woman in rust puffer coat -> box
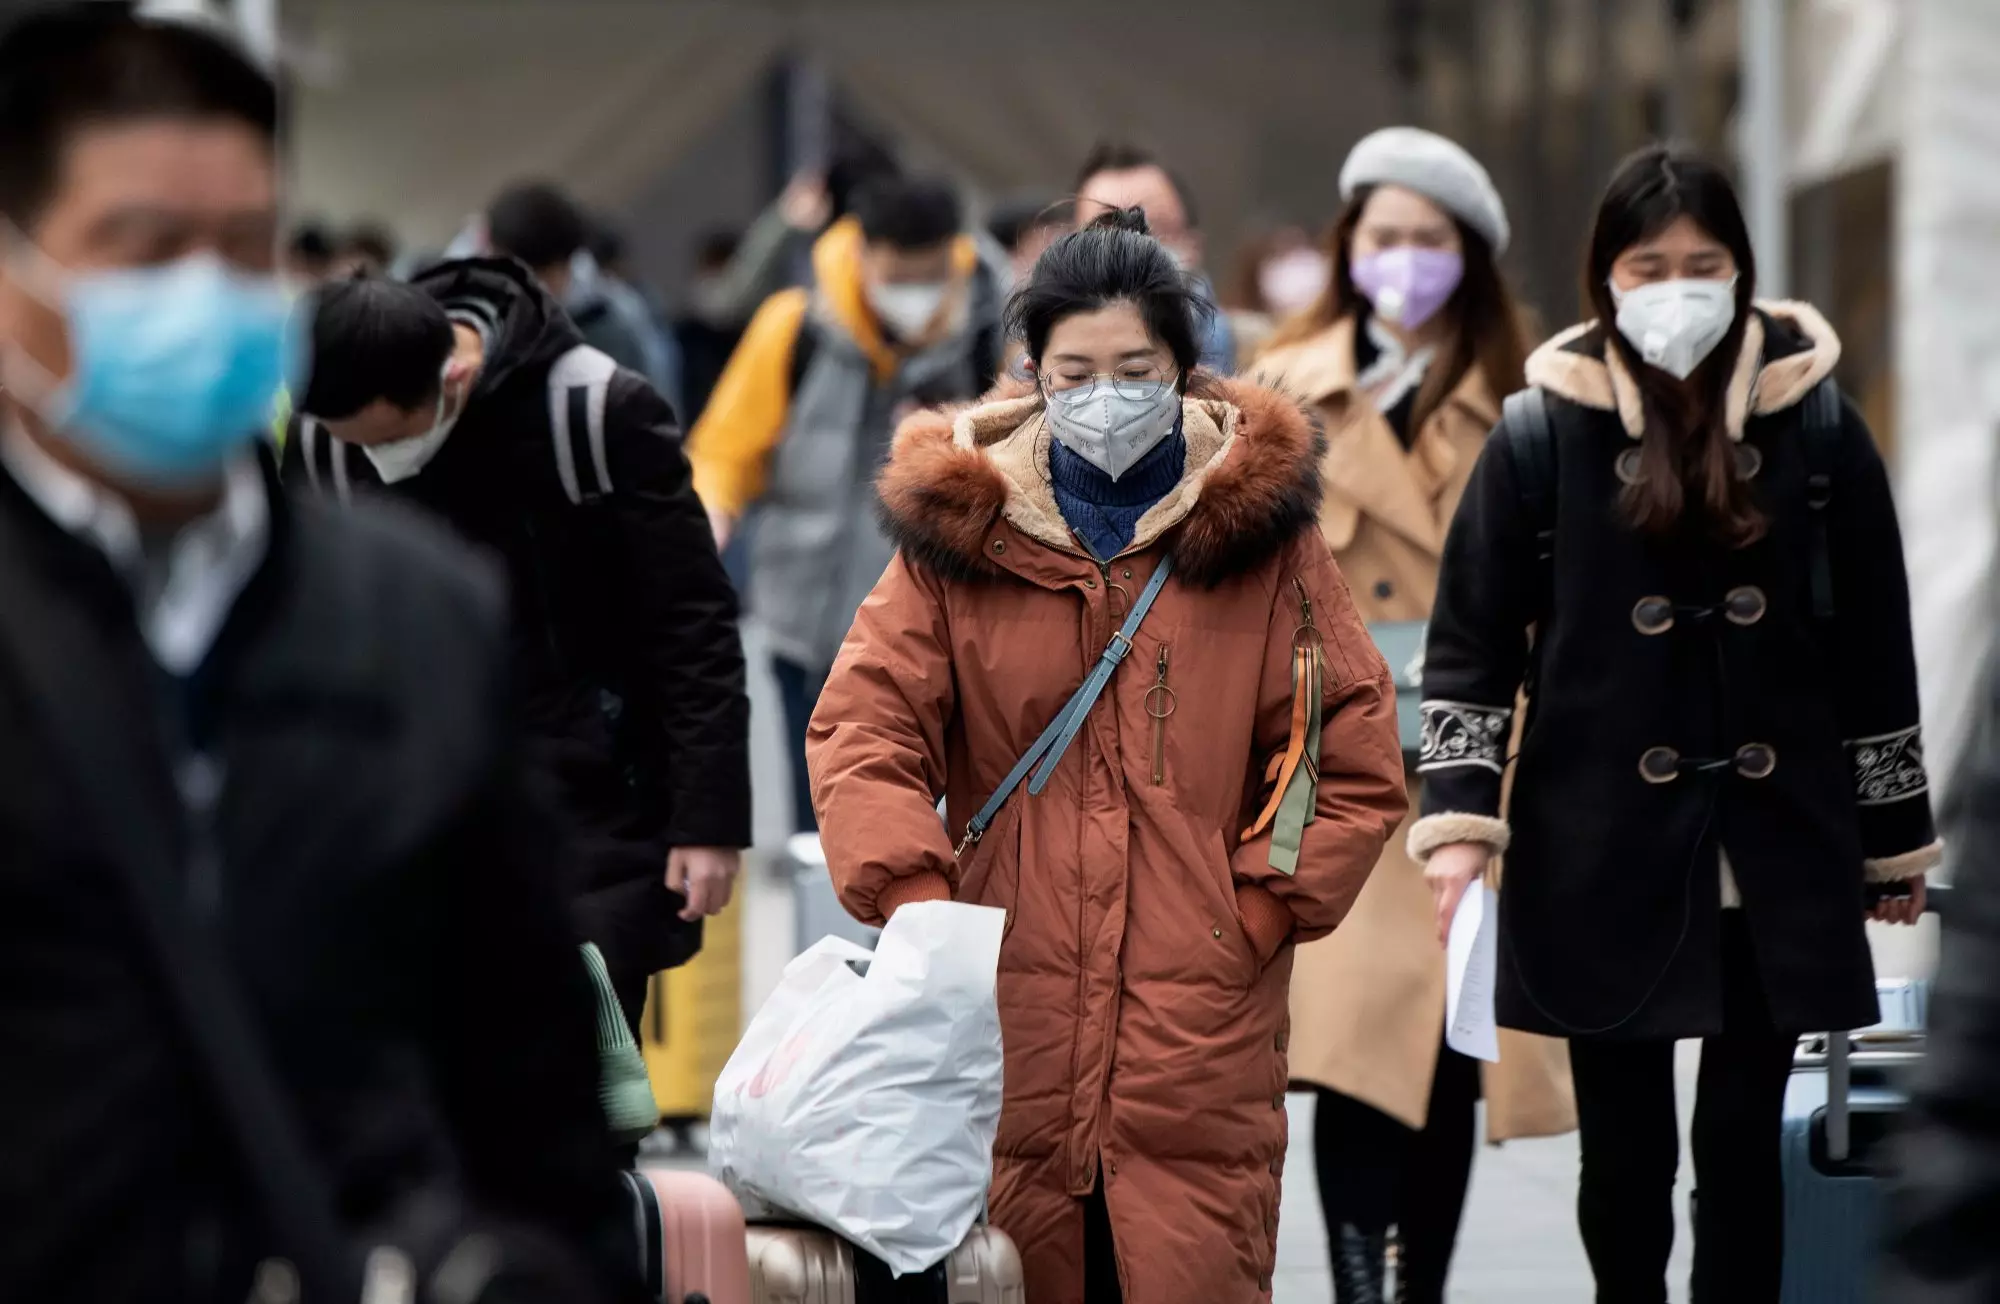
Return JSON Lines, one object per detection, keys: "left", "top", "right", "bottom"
{"left": 808, "top": 208, "right": 1408, "bottom": 1304}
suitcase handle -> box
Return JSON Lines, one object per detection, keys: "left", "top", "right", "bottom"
{"left": 1823, "top": 882, "right": 1948, "bottom": 1162}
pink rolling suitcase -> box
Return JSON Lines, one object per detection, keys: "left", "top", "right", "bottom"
{"left": 624, "top": 1168, "right": 753, "bottom": 1304}
{"left": 743, "top": 1224, "right": 1025, "bottom": 1303}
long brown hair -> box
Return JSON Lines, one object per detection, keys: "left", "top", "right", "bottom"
{"left": 1265, "top": 183, "right": 1532, "bottom": 433}
{"left": 1586, "top": 145, "right": 1764, "bottom": 546}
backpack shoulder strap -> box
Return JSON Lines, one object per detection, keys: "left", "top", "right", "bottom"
{"left": 1500, "top": 386, "right": 1557, "bottom": 564}
{"left": 547, "top": 343, "right": 621, "bottom": 505}
{"left": 296, "top": 417, "right": 356, "bottom": 505}
{"left": 1800, "top": 378, "right": 1842, "bottom": 621}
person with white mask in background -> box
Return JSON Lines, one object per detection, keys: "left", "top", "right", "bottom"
{"left": 283, "top": 265, "right": 752, "bottom": 1076}
{"left": 1412, "top": 143, "right": 1936, "bottom": 1304}
{"left": 1254, "top": 125, "right": 1575, "bottom": 1304}
{"left": 688, "top": 173, "right": 1003, "bottom": 834}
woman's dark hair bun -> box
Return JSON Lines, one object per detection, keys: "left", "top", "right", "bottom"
{"left": 1004, "top": 203, "right": 1208, "bottom": 379}
{"left": 1086, "top": 204, "right": 1151, "bottom": 237}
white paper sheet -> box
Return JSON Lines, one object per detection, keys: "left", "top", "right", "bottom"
{"left": 1445, "top": 882, "right": 1501, "bottom": 1063}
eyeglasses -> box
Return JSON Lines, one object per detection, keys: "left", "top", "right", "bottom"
{"left": 1040, "top": 367, "right": 1179, "bottom": 401}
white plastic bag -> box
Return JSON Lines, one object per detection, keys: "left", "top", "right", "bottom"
{"left": 709, "top": 900, "right": 1006, "bottom": 1274}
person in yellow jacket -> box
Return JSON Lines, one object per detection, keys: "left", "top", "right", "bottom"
{"left": 689, "top": 174, "right": 1004, "bottom": 833}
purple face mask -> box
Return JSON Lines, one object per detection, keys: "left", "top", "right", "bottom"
{"left": 1350, "top": 248, "right": 1465, "bottom": 329}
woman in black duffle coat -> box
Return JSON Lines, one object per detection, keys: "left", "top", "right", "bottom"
{"left": 1408, "top": 144, "right": 1939, "bottom": 1304}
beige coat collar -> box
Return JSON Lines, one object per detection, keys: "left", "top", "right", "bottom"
{"left": 1524, "top": 299, "right": 1842, "bottom": 441}
{"left": 1256, "top": 315, "right": 1499, "bottom": 556}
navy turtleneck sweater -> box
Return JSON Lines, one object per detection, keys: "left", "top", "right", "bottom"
{"left": 1049, "top": 418, "right": 1187, "bottom": 561}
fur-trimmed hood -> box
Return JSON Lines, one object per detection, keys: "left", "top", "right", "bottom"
{"left": 1524, "top": 300, "right": 1841, "bottom": 440}
{"left": 877, "top": 375, "right": 1324, "bottom": 587}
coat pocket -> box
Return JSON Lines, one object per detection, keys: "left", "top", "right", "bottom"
{"left": 1202, "top": 827, "right": 1260, "bottom": 988}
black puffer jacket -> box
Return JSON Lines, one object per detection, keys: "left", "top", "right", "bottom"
{"left": 286, "top": 258, "right": 751, "bottom": 983}
{"left": 0, "top": 468, "right": 639, "bottom": 1304}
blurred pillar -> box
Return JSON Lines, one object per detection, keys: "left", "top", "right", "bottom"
{"left": 783, "top": 56, "right": 831, "bottom": 179}
{"left": 1738, "top": 0, "right": 1789, "bottom": 296}
{"left": 1899, "top": 0, "right": 2000, "bottom": 798}
{"left": 1587, "top": 0, "right": 1619, "bottom": 187}
{"left": 1522, "top": 0, "right": 1555, "bottom": 319}
{"left": 1666, "top": 0, "right": 1698, "bottom": 142}
{"left": 1390, "top": 0, "right": 1426, "bottom": 124}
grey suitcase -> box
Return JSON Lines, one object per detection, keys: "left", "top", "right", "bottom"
{"left": 1778, "top": 888, "right": 1942, "bottom": 1304}
{"left": 785, "top": 832, "right": 878, "bottom": 956}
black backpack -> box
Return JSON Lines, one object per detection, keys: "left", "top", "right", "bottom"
{"left": 1497, "top": 378, "right": 1845, "bottom": 621}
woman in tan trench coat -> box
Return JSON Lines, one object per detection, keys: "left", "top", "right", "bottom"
{"left": 809, "top": 210, "right": 1408, "bottom": 1304}
{"left": 1253, "top": 128, "right": 1576, "bottom": 1304}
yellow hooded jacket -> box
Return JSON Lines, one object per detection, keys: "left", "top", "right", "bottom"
{"left": 687, "top": 216, "right": 977, "bottom": 518}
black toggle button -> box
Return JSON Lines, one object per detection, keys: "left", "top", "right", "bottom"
{"left": 1735, "top": 444, "right": 1764, "bottom": 480}
{"left": 1735, "top": 743, "right": 1777, "bottom": 780}
{"left": 1639, "top": 746, "right": 1681, "bottom": 784}
{"left": 1616, "top": 447, "right": 1645, "bottom": 485}
{"left": 1373, "top": 579, "right": 1395, "bottom": 600}
{"left": 1724, "top": 585, "right": 1768, "bottom": 627}
{"left": 1632, "top": 596, "right": 1675, "bottom": 635}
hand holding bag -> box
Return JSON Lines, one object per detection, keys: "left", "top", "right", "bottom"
{"left": 708, "top": 901, "right": 1007, "bottom": 1276}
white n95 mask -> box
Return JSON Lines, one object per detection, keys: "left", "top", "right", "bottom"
{"left": 1043, "top": 383, "right": 1180, "bottom": 481}
{"left": 867, "top": 282, "right": 948, "bottom": 339}
{"left": 361, "top": 367, "right": 461, "bottom": 484}
{"left": 1610, "top": 277, "right": 1738, "bottom": 380}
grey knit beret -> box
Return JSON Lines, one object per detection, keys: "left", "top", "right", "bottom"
{"left": 1339, "top": 127, "right": 1510, "bottom": 256}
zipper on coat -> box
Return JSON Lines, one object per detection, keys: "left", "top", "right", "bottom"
{"left": 1147, "top": 643, "right": 1175, "bottom": 786}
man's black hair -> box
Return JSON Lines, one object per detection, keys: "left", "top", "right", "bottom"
{"left": 987, "top": 194, "right": 1071, "bottom": 253}
{"left": 0, "top": 6, "right": 278, "bottom": 226}
{"left": 487, "top": 181, "right": 587, "bottom": 273}
{"left": 1073, "top": 140, "right": 1200, "bottom": 230}
{"left": 585, "top": 215, "right": 626, "bottom": 271}
{"left": 338, "top": 221, "right": 397, "bottom": 269}
{"left": 289, "top": 221, "right": 335, "bottom": 263}
{"left": 302, "top": 277, "right": 454, "bottom": 420}
{"left": 851, "top": 175, "right": 962, "bottom": 251}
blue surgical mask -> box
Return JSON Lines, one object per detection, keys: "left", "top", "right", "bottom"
{"left": 4, "top": 239, "right": 300, "bottom": 486}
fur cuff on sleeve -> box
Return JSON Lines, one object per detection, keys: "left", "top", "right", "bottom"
{"left": 1865, "top": 841, "right": 1943, "bottom": 883}
{"left": 1407, "top": 813, "right": 1512, "bottom": 864}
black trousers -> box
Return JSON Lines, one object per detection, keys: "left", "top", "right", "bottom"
{"left": 772, "top": 656, "right": 826, "bottom": 834}
{"left": 1568, "top": 913, "right": 1796, "bottom": 1304}
{"left": 1082, "top": 1179, "right": 1123, "bottom": 1303}
{"left": 1313, "top": 1040, "right": 1481, "bottom": 1301}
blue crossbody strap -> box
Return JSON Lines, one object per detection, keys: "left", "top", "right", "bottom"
{"left": 954, "top": 555, "right": 1175, "bottom": 857}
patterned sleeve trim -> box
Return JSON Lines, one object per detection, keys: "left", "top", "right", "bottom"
{"left": 1417, "top": 699, "right": 1514, "bottom": 776}
{"left": 1848, "top": 726, "right": 1929, "bottom": 808}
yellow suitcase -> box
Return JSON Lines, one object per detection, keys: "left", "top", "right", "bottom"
{"left": 640, "top": 897, "right": 742, "bottom": 1146}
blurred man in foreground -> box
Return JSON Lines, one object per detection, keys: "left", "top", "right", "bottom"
{"left": 687, "top": 174, "right": 1002, "bottom": 832}
{"left": 0, "top": 9, "right": 636, "bottom": 1302}
{"left": 289, "top": 263, "right": 750, "bottom": 1028}
{"left": 1885, "top": 650, "right": 2000, "bottom": 1300}
{"left": 1074, "top": 140, "right": 1235, "bottom": 371}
